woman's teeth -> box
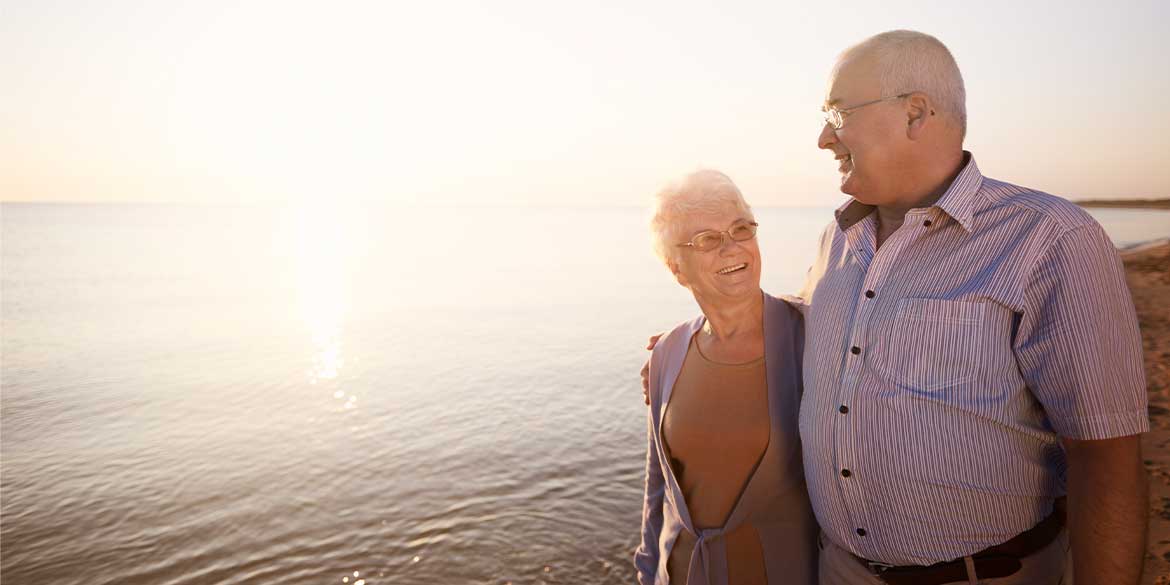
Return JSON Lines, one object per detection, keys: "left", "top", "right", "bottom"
{"left": 717, "top": 263, "right": 747, "bottom": 274}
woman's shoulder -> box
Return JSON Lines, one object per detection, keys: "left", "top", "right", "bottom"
{"left": 647, "top": 314, "right": 705, "bottom": 407}
{"left": 763, "top": 291, "right": 805, "bottom": 326}
{"left": 650, "top": 314, "right": 705, "bottom": 362}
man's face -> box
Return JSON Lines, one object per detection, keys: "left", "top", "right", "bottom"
{"left": 817, "top": 55, "right": 909, "bottom": 205}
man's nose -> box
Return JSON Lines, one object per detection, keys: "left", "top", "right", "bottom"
{"left": 817, "top": 121, "right": 837, "bottom": 150}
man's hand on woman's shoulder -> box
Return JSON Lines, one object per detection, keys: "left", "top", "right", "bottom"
{"left": 640, "top": 333, "right": 663, "bottom": 405}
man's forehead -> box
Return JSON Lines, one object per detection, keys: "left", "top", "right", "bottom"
{"left": 823, "top": 55, "right": 878, "bottom": 106}
{"left": 822, "top": 77, "right": 847, "bottom": 108}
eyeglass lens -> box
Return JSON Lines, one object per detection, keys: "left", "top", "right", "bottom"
{"left": 823, "top": 109, "right": 842, "bottom": 129}
{"left": 692, "top": 223, "right": 757, "bottom": 251}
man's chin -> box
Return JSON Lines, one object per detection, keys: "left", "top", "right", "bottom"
{"left": 839, "top": 174, "right": 860, "bottom": 197}
{"left": 839, "top": 175, "right": 881, "bottom": 204}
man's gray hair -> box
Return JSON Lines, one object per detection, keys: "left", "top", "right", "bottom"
{"left": 649, "top": 169, "right": 754, "bottom": 267}
{"left": 841, "top": 30, "right": 967, "bottom": 138}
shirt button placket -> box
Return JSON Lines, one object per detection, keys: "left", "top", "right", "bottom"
{"left": 842, "top": 248, "right": 888, "bottom": 554}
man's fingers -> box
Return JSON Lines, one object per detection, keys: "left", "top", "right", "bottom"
{"left": 641, "top": 333, "right": 662, "bottom": 406}
{"left": 641, "top": 360, "right": 650, "bottom": 405}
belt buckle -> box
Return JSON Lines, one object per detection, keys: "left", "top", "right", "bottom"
{"left": 865, "top": 560, "right": 896, "bottom": 575}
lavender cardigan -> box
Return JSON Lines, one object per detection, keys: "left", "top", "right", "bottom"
{"left": 635, "top": 292, "right": 817, "bottom": 585}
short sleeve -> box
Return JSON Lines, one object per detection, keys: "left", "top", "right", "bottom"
{"left": 1014, "top": 223, "right": 1148, "bottom": 440}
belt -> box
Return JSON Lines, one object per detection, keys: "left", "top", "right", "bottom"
{"left": 854, "top": 499, "right": 1066, "bottom": 585}
{"left": 685, "top": 527, "right": 729, "bottom": 585}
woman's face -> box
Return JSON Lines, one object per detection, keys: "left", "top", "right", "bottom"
{"left": 670, "top": 205, "right": 762, "bottom": 303}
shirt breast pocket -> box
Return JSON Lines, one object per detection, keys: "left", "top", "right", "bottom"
{"left": 876, "top": 298, "right": 995, "bottom": 396}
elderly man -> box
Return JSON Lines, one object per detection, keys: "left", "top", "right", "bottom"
{"left": 799, "top": 30, "right": 1148, "bottom": 585}
{"left": 641, "top": 29, "right": 1148, "bottom": 585}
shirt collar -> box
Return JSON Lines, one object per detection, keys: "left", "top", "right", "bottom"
{"left": 933, "top": 152, "right": 981, "bottom": 232}
{"left": 834, "top": 151, "right": 983, "bottom": 233}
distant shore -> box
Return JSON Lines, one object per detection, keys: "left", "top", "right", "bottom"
{"left": 1125, "top": 240, "right": 1170, "bottom": 585}
{"left": 1076, "top": 198, "right": 1170, "bottom": 210}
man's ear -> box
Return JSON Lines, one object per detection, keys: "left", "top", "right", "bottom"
{"left": 905, "top": 92, "right": 932, "bottom": 140}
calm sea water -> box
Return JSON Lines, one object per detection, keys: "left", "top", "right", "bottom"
{"left": 2, "top": 203, "right": 1168, "bottom": 585}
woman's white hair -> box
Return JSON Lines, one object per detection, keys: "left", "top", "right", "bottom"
{"left": 840, "top": 30, "right": 967, "bottom": 138}
{"left": 649, "top": 169, "right": 754, "bottom": 267}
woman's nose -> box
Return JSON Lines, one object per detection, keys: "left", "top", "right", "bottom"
{"left": 718, "top": 235, "right": 740, "bottom": 254}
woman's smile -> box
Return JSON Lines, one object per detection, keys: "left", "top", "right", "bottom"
{"left": 716, "top": 262, "right": 748, "bottom": 275}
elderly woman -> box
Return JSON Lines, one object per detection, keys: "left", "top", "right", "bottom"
{"left": 634, "top": 170, "right": 817, "bottom": 585}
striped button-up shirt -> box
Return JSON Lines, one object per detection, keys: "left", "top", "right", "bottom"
{"left": 798, "top": 152, "right": 1148, "bottom": 565}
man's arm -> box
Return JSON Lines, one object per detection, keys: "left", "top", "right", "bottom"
{"left": 1063, "top": 434, "right": 1147, "bottom": 585}
{"left": 1012, "top": 223, "right": 1150, "bottom": 582}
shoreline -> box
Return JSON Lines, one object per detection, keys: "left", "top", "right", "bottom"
{"left": 1077, "top": 198, "right": 1170, "bottom": 210}
{"left": 1125, "top": 240, "right": 1170, "bottom": 585}
{"left": 1123, "top": 238, "right": 1170, "bottom": 253}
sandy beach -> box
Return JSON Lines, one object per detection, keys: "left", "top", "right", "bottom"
{"left": 1127, "top": 239, "right": 1170, "bottom": 584}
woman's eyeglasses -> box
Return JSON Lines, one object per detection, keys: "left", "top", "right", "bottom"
{"left": 676, "top": 221, "right": 758, "bottom": 252}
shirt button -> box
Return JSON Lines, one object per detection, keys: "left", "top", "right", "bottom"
{"left": 841, "top": 469, "right": 851, "bottom": 478}
{"left": 856, "top": 528, "right": 867, "bottom": 537}
{"left": 923, "top": 220, "right": 933, "bottom": 227}
{"left": 839, "top": 405, "right": 849, "bottom": 414}
{"left": 850, "top": 346, "right": 861, "bottom": 355}
{"left": 864, "top": 290, "right": 875, "bottom": 299}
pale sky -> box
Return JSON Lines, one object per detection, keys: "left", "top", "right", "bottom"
{"left": 2, "top": 0, "right": 1168, "bottom": 206}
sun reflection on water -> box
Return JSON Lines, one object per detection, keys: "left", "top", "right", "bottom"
{"left": 286, "top": 200, "right": 352, "bottom": 391}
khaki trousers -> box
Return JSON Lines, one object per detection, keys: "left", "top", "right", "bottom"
{"left": 817, "top": 531, "right": 1070, "bottom": 585}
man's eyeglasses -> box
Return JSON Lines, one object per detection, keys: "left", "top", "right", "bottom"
{"left": 822, "top": 93, "right": 911, "bottom": 130}
{"left": 676, "top": 221, "right": 758, "bottom": 252}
